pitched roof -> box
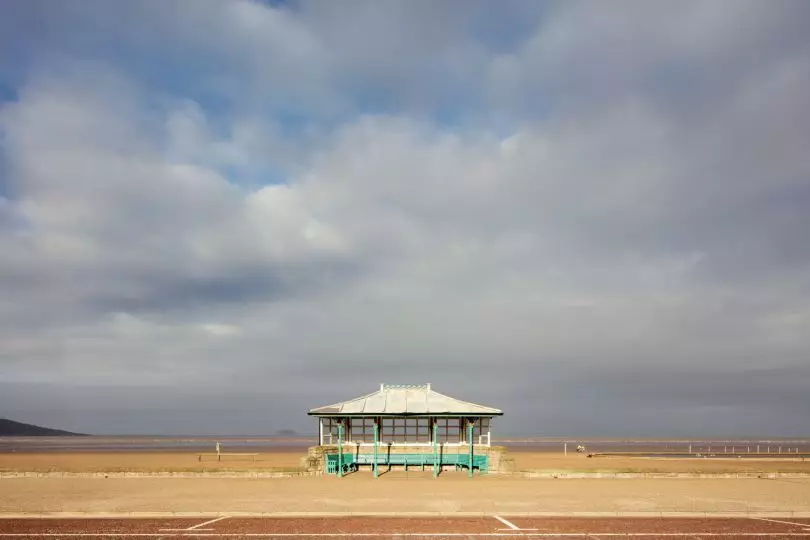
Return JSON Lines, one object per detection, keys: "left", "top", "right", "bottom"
{"left": 308, "top": 383, "right": 502, "bottom": 417}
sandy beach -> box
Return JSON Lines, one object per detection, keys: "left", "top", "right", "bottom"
{"left": 2, "top": 475, "right": 810, "bottom": 514}
{"left": 1, "top": 450, "right": 808, "bottom": 474}
{"left": 2, "top": 448, "right": 809, "bottom": 516}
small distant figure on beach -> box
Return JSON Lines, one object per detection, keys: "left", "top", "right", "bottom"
{"left": 215, "top": 441, "right": 221, "bottom": 455}
{"left": 576, "top": 444, "right": 586, "bottom": 454}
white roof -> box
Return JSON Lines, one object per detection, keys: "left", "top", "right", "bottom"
{"left": 308, "top": 384, "right": 502, "bottom": 417}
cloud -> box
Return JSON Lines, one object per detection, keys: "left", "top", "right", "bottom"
{"left": 0, "top": 0, "right": 808, "bottom": 435}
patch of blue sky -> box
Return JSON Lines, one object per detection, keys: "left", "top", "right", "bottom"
{"left": 0, "top": 81, "right": 18, "bottom": 104}
{"left": 219, "top": 163, "right": 289, "bottom": 190}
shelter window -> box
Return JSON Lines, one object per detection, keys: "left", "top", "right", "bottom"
{"left": 350, "top": 418, "right": 376, "bottom": 443}
{"left": 381, "top": 418, "right": 431, "bottom": 443}
{"left": 435, "top": 418, "right": 461, "bottom": 443}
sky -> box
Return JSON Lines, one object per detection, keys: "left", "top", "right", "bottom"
{"left": 1, "top": 0, "right": 809, "bottom": 437}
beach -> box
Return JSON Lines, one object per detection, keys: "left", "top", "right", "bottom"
{"left": 2, "top": 475, "right": 810, "bottom": 514}
{"left": 3, "top": 439, "right": 810, "bottom": 518}
{"left": 2, "top": 449, "right": 809, "bottom": 474}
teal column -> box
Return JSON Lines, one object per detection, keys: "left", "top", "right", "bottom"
{"left": 373, "top": 420, "right": 379, "bottom": 478}
{"left": 337, "top": 421, "right": 344, "bottom": 478}
{"left": 432, "top": 420, "right": 438, "bottom": 478}
{"left": 467, "top": 419, "right": 474, "bottom": 478}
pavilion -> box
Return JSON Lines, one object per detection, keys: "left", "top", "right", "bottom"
{"left": 307, "top": 383, "right": 502, "bottom": 477}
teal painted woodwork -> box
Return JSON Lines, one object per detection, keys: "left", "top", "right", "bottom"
{"left": 324, "top": 452, "right": 487, "bottom": 475}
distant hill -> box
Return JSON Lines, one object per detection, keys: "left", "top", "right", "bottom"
{"left": 0, "top": 418, "right": 86, "bottom": 436}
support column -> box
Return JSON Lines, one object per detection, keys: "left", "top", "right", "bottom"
{"left": 467, "top": 419, "right": 474, "bottom": 478}
{"left": 432, "top": 419, "right": 438, "bottom": 478}
{"left": 337, "top": 420, "right": 344, "bottom": 478}
{"left": 373, "top": 419, "right": 379, "bottom": 478}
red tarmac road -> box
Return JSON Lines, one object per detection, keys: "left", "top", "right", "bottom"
{"left": 2, "top": 516, "right": 810, "bottom": 539}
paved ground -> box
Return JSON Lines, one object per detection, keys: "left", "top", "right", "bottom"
{"left": 3, "top": 516, "right": 810, "bottom": 538}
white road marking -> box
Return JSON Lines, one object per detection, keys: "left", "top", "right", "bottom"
{"left": 159, "top": 530, "right": 213, "bottom": 532}
{"left": 187, "top": 517, "right": 229, "bottom": 530}
{"left": 493, "top": 516, "right": 520, "bottom": 530}
{"left": 751, "top": 517, "right": 810, "bottom": 530}
{"left": 493, "top": 515, "right": 537, "bottom": 532}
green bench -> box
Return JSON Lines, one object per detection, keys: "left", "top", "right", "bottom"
{"left": 325, "top": 452, "right": 488, "bottom": 475}
{"left": 324, "top": 453, "right": 356, "bottom": 474}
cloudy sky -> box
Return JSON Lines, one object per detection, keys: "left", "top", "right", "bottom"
{"left": 1, "top": 0, "right": 809, "bottom": 437}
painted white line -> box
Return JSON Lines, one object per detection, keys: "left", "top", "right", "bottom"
{"left": 493, "top": 515, "right": 537, "bottom": 532}
{"left": 493, "top": 516, "right": 520, "bottom": 530}
{"left": 187, "top": 517, "right": 228, "bottom": 530}
{"left": 751, "top": 517, "right": 810, "bottom": 530}
{"left": 159, "top": 530, "right": 213, "bottom": 532}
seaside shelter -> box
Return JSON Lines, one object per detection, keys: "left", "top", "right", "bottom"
{"left": 307, "top": 383, "right": 502, "bottom": 478}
